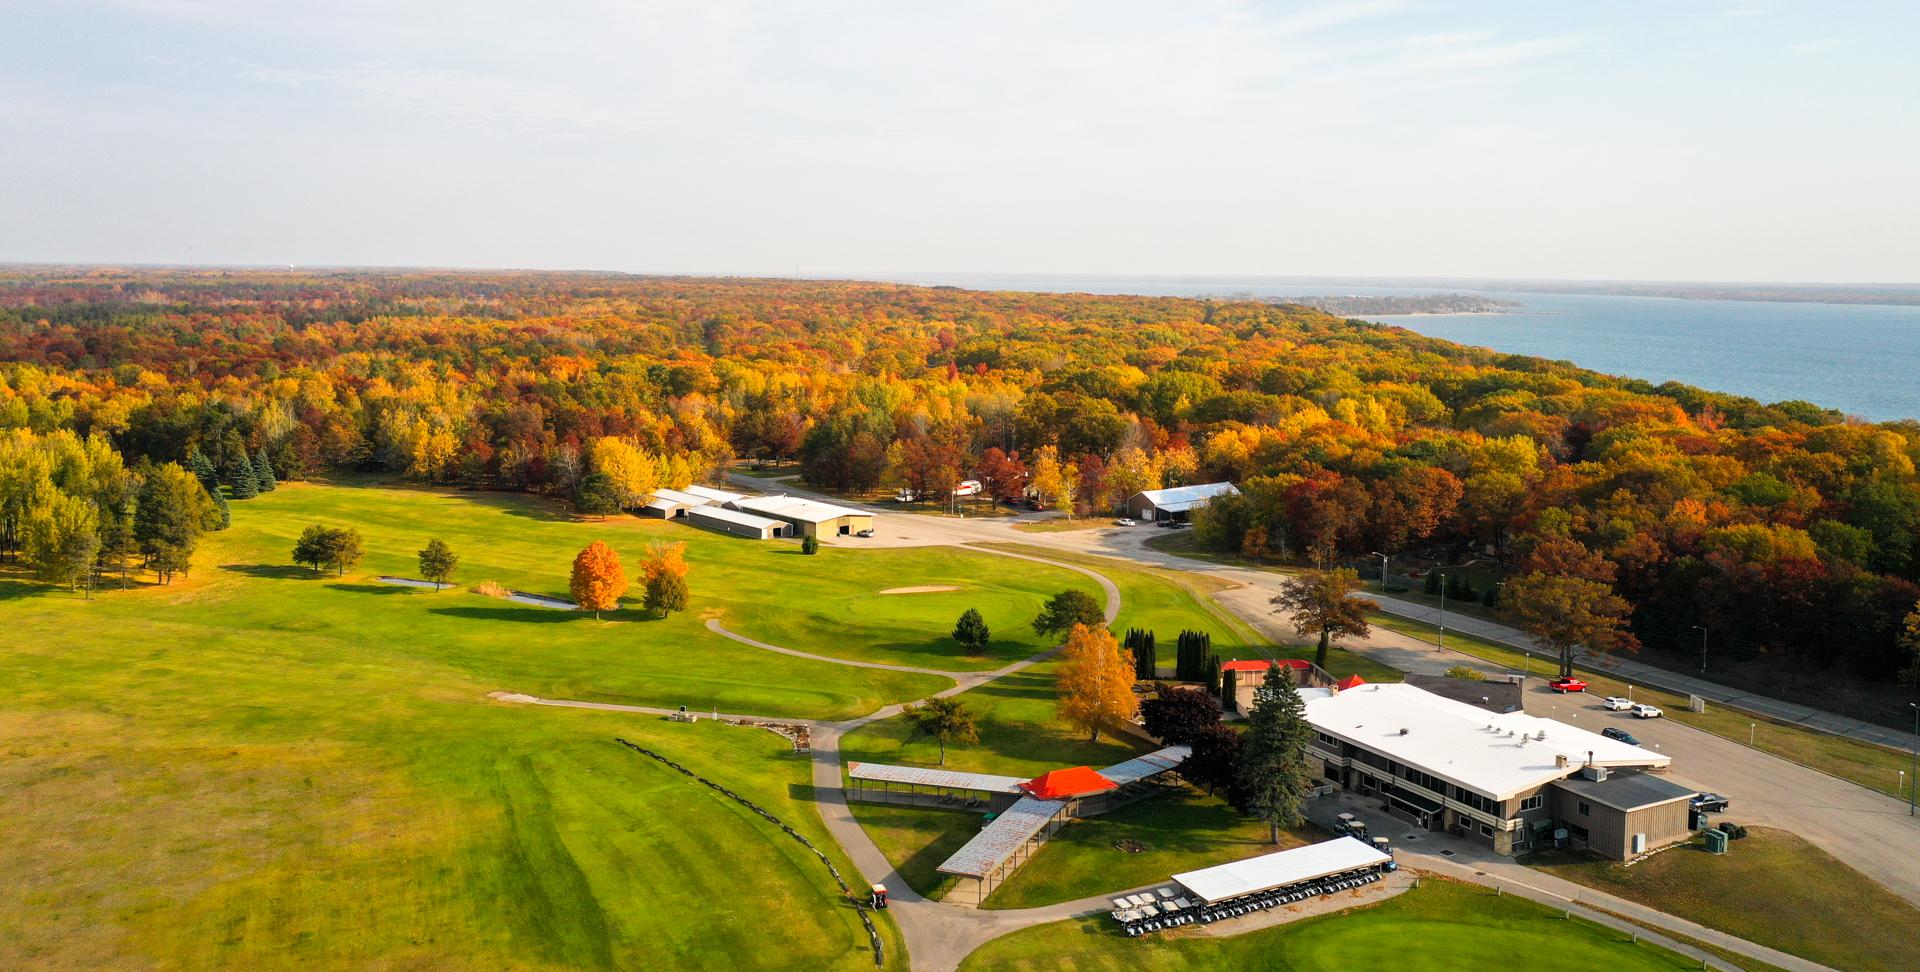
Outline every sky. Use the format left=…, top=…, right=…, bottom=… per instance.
left=1, top=1, right=1915, bottom=282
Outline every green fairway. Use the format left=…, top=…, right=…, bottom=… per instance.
left=1527, top=828, right=1920, bottom=972
left=6, top=481, right=1151, bottom=968
left=844, top=802, right=978, bottom=900
left=841, top=658, right=1148, bottom=779
left=957, top=879, right=1702, bottom=971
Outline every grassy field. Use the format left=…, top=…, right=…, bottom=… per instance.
left=1368, top=613, right=1915, bottom=799
left=983, top=787, right=1317, bottom=910
left=957, top=878, right=1704, bottom=971
left=844, top=803, right=977, bottom=900
left=1011, top=519, right=1114, bottom=534
left=1527, top=827, right=1920, bottom=972
left=6, top=481, right=1211, bottom=968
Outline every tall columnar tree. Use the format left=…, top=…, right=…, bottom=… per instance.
left=186, top=447, right=218, bottom=491
left=571, top=540, right=629, bottom=619
left=1235, top=662, right=1315, bottom=844
left=1032, top=589, right=1104, bottom=638
left=253, top=448, right=277, bottom=491
left=952, top=608, right=991, bottom=655
left=1272, top=569, right=1376, bottom=669
left=1220, top=667, right=1240, bottom=713
left=902, top=696, right=979, bottom=766
left=418, top=538, right=458, bottom=590
left=1502, top=571, right=1638, bottom=677
left=1056, top=624, right=1137, bottom=742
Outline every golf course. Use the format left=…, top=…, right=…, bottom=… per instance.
left=0, top=479, right=1735, bottom=970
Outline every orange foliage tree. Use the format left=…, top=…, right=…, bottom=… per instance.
left=639, top=541, right=691, bottom=617
left=570, top=541, right=628, bottom=619
left=1056, top=624, right=1137, bottom=742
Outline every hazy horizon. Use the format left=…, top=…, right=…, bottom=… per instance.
left=4, top=2, right=1916, bottom=281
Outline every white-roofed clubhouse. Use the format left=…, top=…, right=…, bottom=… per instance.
left=1125, top=482, right=1239, bottom=522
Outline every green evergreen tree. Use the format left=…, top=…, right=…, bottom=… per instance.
left=952, top=607, right=991, bottom=654
left=1481, top=583, right=1500, bottom=608
left=227, top=457, right=258, bottom=499
left=1424, top=570, right=1443, bottom=596
left=186, top=447, right=218, bottom=489
left=208, top=489, right=231, bottom=530
left=253, top=448, right=277, bottom=491
left=800, top=534, right=820, bottom=555
left=418, top=538, right=458, bottom=590
left=644, top=571, right=690, bottom=617
left=1221, top=668, right=1239, bottom=713
left=1234, top=663, right=1315, bottom=844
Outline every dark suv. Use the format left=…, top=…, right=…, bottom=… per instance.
left=1600, top=726, right=1641, bottom=746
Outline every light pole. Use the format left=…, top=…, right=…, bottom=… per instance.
left=1692, top=624, right=1708, bottom=676
left=1909, top=702, right=1918, bottom=817
left=1437, top=571, right=1447, bottom=646
left=1371, top=551, right=1389, bottom=592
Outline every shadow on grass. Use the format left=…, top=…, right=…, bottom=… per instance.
left=430, top=605, right=616, bottom=624
left=0, top=578, right=47, bottom=600
left=456, top=490, right=593, bottom=523
left=326, top=583, right=415, bottom=596
left=220, top=563, right=319, bottom=580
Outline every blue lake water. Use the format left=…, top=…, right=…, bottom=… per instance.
left=874, top=274, right=1920, bottom=422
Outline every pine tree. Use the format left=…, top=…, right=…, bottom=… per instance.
left=253, top=448, right=277, bottom=491
left=227, top=457, right=258, bottom=499
left=209, top=489, right=231, bottom=531
left=1221, top=668, right=1240, bottom=712
left=1481, top=583, right=1500, bottom=608
left=1424, top=570, right=1443, bottom=596
left=1235, top=663, right=1315, bottom=844
left=186, top=447, right=218, bottom=490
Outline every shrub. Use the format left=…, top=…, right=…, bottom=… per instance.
left=472, top=580, right=511, bottom=599
left=801, top=535, right=819, bottom=555
left=1444, top=665, right=1486, bottom=681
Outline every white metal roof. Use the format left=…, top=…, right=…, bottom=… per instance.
left=1099, top=746, right=1191, bottom=786
left=1172, top=837, right=1390, bottom=904
left=687, top=505, right=785, bottom=532
left=1307, top=683, right=1669, bottom=801
left=684, top=484, right=744, bottom=504
left=1132, top=481, right=1239, bottom=513
left=650, top=488, right=712, bottom=507
left=730, top=494, right=871, bottom=523
left=936, top=796, right=1065, bottom=878
left=846, top=762, right=1026, bottom=794
left=644, top=497, right=680, bottom=512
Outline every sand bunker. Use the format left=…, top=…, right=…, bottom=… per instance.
left=877, top=585, right=961, bottom=595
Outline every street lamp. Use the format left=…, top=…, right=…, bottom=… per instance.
left=1692, top=624, right=1708, bottom=676
left=1437, top=571, right=1447, bottom=646
left=1910, top=702, right=1918, bottom=817
left=1370, top=551, right=1390, bottom=591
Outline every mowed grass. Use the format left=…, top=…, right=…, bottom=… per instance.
left=957, top=878, right=1703, bottom=971
left=843, top=803, right=979, bottom=901
left=984, top=787, right=1317, bottom=910
left=1527, top=828, right=1920, bottom=972
left=3, top=481, right=1153, bottom=968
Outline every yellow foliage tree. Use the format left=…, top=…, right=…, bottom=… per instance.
left=639, top=541, right=689, bottom=585
left=589, top=436, right=660, bottom=507
left=1056, top=624, right=1136, bottom=742
left=569, top=540, right=628, bottom=619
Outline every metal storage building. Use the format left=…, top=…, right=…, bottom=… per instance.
left=727, top=494, right=874, bottom=538
left=687, top=505, right=789, bottom=539
left=1124, top=482, right=1240, bottom=522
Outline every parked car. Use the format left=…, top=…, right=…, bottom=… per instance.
left=1114, top=517, right=1136, bottom=526
left=1691, top=792, right=1730, bottom=813
left=1601, top=726, right=1642, bottom=746
left=1549, top=677, right=1588, bottom=693
left=1632, top=703, right=1664, bottom=719
left=1157, top=518, right=1180, bottom=528
left=855, top=528, right=875, bottom=538
left=1600, top=696, right=1634, bottom=711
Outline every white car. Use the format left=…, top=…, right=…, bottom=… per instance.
left=1600, top=696, right=1633, bottom=711
left=1114, top=517, right=1137, bottom=526
left=1632, top=703, right=1664, bottom=719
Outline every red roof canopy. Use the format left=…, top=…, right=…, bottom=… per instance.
left=1220, top=658, right=1311, bottom=673
left=1336, top=675, right=1367, bottom=690
left=1019, top=766, right=1118, bottom=800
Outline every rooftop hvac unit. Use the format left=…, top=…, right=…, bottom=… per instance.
left=1555, top=754, right=1569, bottom=768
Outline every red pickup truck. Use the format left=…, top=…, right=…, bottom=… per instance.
left=1548, top=676, right=1588, bottom=694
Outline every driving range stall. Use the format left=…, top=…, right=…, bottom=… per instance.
left=686, top=504, right=790, bottom=539
left=1303, top=683, right=1674, bottom=856
left=1111, top=837, right=1394, bottom=937
left=726, top=494, right=874, bottom=538
left=851, top=747, right=1192, bottom=906
left=1124, top=481, right=1240, bottom=523
left=844, top=763, right=1026, bottom=811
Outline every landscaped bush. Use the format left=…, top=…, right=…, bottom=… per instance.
left=1717, top=822, right=1749, bottom=840
left=1444, top=666, right=1486, bottom=681
left=471, top=579, right=511, bottom=599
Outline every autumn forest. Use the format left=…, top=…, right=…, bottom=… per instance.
left=4, top=267, right=1917, bottom=725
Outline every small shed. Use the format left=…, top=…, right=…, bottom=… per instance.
left=644, top=487, right=714, bottom=519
